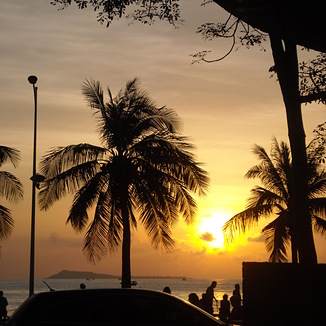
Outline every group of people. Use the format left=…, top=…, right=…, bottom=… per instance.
left=219, top=283, right=243, bottom=322
left=187, top=282, right=243, bottom=322
left=0, top=291, right=8, bottom=322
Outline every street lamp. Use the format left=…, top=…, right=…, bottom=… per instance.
left=28, top=75, right=38, bottom=297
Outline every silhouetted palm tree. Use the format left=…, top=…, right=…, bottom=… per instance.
left=223, top=137, right=326, bottom=263
left=0, top=146, right=23, bottom=244
left=39, top=78, right=209, bottom=287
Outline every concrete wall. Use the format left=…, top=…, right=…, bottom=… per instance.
left=242, top=262, right=326, bottom=325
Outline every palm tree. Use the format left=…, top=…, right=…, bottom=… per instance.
left=0, top=146, right=23, bottom=246
left=223, top=136, right=326, bottom=263
left=39, top=78, right=209, bottom=287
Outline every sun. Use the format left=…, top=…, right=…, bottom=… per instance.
left=195, top=212, right=231, bottom=251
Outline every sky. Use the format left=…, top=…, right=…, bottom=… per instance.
left=0, top=0, right=325, bottom=281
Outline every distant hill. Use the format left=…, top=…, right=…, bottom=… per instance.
left=47, top=269, right=189, bottom=280
left=47, top=270, right=117, bottom=279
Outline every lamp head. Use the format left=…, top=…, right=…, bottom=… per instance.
left=28, top=75, right=38, bottom=85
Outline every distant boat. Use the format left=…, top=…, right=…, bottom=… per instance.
left=120, top=280, right=137, bottom=286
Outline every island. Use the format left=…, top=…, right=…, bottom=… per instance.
left=47, top=270, right=188, bottom=280
left=47, top=270, right=117, bottom=279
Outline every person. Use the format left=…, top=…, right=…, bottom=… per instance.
left=80, top=283, right=86, bottom=289
left=199, top=293, right=209, bottom=312
left=188, top=293, right=201, bottom=308
left=230, top=294, right=243, bottom=321
left=219, top=294, right=230, bottom=323
left=233, top=283, right=241, bottom=301
left=0, top=291, right=8, bottom=322
left=163, top=286, right=171, bottom=294
left=205, top=281, right=218, bottom=315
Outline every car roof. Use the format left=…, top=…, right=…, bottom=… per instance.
left=9, top=288, right=225, bottom=325
left=26, top=288, right=190, bottom=303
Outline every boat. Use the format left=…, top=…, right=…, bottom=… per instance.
left=120, top=280, right=137, bottom=286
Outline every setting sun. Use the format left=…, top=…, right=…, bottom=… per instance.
left=194, top=212, right=231, bottom=251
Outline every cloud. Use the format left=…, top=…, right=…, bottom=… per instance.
left=48, top=233, right=83, bottom=247
left=200, top=232, right=216, bottom=242
left=247, top=234, right=266, bottom=243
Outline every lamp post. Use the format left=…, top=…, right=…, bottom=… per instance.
left=28, top=75, right=38, bottom=297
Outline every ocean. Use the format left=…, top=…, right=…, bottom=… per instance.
left=0, top=278, right=242, bottom=316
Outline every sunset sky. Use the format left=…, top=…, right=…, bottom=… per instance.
left=1, top=0, right=325, bottom=281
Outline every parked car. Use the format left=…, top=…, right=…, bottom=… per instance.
left=5, top=288, right=226, bottom=325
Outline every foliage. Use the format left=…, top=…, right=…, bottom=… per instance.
left=51, top=0, right=181, bottom=26
left=223, top=137, right=326, bottom=262
left=38, top=78, right=209, bottom=276
left=192, top=4, right=326, bottom=106
left=50, top=1, right=326, bottom=105
left=0, top=146, right=23, bottom=242
left=299, top=53, right=326, bottom=104
left=192, top=13, right=267, bottom=63
left=311, top=122, right=326, bottom=164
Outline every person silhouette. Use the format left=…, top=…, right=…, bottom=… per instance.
left=188, top=293, right=201, bottom=308
left=233, top=283, right=241, bottom=301
left=205, top=281, right=218, bottom=315
left=219, top=294, right=230, bottom=322
left=200, top=293, right=209, bottom=312
left=163, top=286, right=171, bottom=294
left=230, top=293, right=243, bottom=321
left=0, top=291, right=8, bottom=321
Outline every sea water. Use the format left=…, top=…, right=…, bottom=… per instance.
left=0, top=278, right=241, bottom=316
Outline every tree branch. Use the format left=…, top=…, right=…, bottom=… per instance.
left=300, top=91, right=326, bottom=104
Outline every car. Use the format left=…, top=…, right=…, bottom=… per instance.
left=5, top=288, right=226, bottom=325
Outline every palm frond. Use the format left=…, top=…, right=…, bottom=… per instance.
left=309, top=198, right=326, bottom=216
left=249, top=186, right=285, bottom=209
left=141, top=204, right=175, bottom=252
left=39, top=144, right=106, bottom=178
left=246, top=139, right=289, bottom=200
left=82, top=79, right=106, bottom=113
left=67, top=171, right=107, bottom=231
left=0, top=171, right=24, bottom=202
left=262, top=212, right=289, bottom=262
left=39, top=160, right=101, bottom=210
left=174, top=187, right=197, bottom=225
left=273, top=139, right=292, bottom=192
left=0, top=205, right=14, bottom=240
left=312, top=214, right=326, bottom=236
left=135, top=132, right=209, bottom=195
left=0, top=146, right=20, bottom=168
left=309, top=171, right=326, bottom=198
left=83, top=216, right=110, bottom=263
left=39, top=144, right=105, bottom=210
left=223, top=204, right=273, bottom=243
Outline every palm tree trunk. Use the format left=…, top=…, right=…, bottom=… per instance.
left=121, top=205, right=131, bottom=288
left=270, top=36, right=317, bottom=264
left=288, top=204, right=298, bottom=264
left=118, top=155, right=132, bottom=288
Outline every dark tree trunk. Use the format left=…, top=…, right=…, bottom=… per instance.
left=270, top=36, right=317, bottom=264
left=289, top=200, right=298, bottom=263
left=119, top=155, right=132, bottom=288
left=121, top=207, right=131, bottom=288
